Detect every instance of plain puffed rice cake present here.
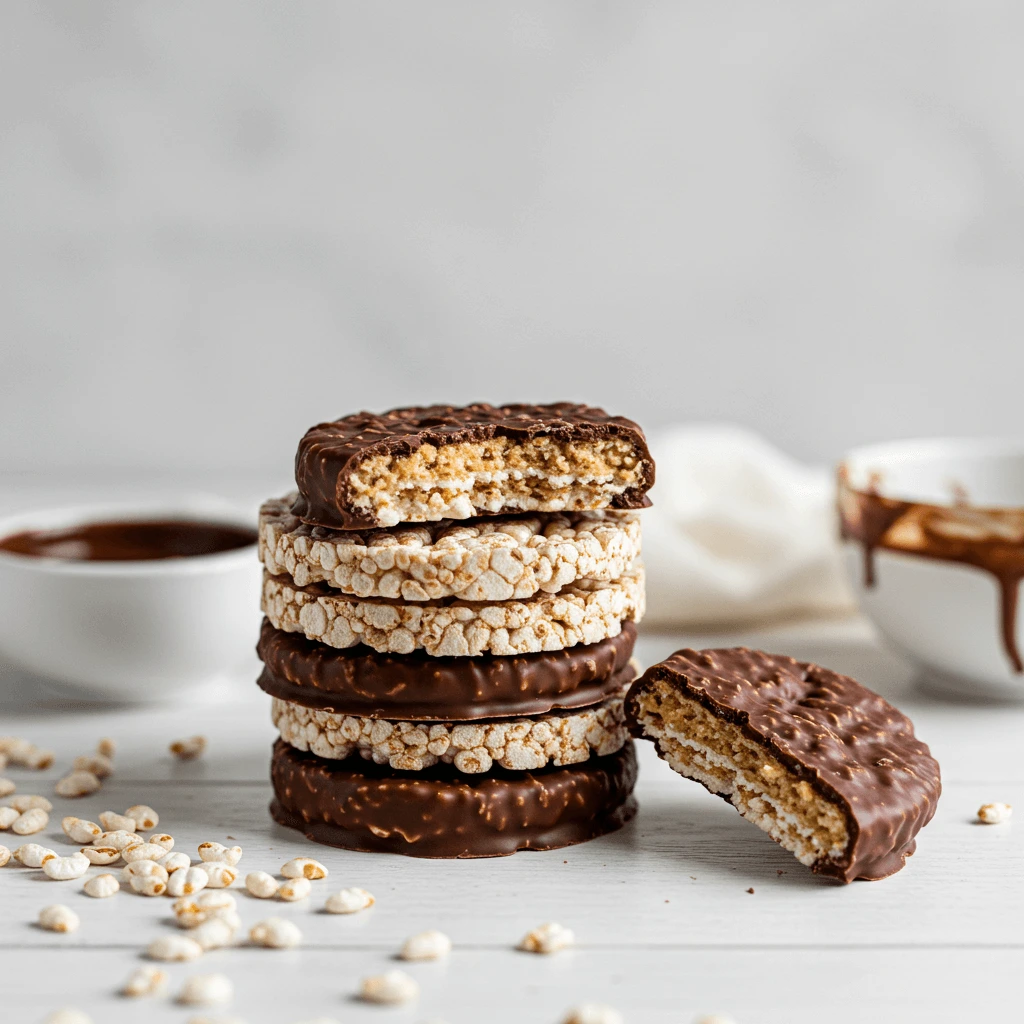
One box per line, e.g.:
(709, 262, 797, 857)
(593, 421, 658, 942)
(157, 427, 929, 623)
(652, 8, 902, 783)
(260, 495, 642, 602)
(262, 566, 644, 656)
(272, 692, 629, 772)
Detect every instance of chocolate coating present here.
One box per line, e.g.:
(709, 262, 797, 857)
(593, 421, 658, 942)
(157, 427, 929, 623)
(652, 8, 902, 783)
(257, 619, 637, 719)
(270, 738, 638, 858)
(625, 648, 941, 882)
(292, 402, 655, 529)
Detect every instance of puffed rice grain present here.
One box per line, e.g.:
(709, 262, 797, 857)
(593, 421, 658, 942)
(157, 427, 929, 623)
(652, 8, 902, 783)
(23, 747, 56, 770)
(280, 857, 327, 880)
(12, 807, 48, 834)
(160, 851, 191, 872)
(170, 735, 208, 760)
(96, 829, 139, 850)
(0, 806, 18, 829)
(42, 1010, 92, 1024)
(167, 866, 210, 898)
(204, 863, 238, 888)
(0, 777, 13, 797)
(62, 816, 102, 844)
(148, 832, 175, 851)
(978, 802, 1012, 824)
(178, 973, 233, 1005)
(191, 917, 238, 951)
(122, 965, 168, 997)
(400, 929, 451, 960)
(72, 753, 113, 778)
(249, 917, 301, 948)
(123, 842, 170, 863)
(38, 903, 80, 932)
(81, 846, 120, 865)
(98, 811, 136, 832)
(125, 804, 159, 830)
(83, 873, 119, 898)
(359, 970, 418, 1005)
(0, 845, 10, 867)
(127, 859, 169, 896)
(245, 871, 279, 898)
(278, 876, 311, 901)
(562, 1004, 624, 1024)
(324, 887, 375, 914)
(519, 921, 574, 954)
(198, 842, 242, 866)
(174, 890, 237, 928)
(43, 852, 90, 881)
(96, 737, 116, 759)
(55, 771, 101, 798)
(14, 843, 55, 867)
(10, 794, 53, 812)
(148, 934, 204, 961)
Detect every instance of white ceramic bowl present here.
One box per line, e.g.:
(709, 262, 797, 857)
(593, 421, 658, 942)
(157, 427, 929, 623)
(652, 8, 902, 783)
(839, 438, 1024, 701)
(0, 502, 263, 702)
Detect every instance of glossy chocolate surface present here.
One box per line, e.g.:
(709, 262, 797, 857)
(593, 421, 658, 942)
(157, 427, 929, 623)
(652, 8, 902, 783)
(270, 738, 638, 858)
(292, 402, 655, 529)
(626, 647, 941, 882)
(256, 619, 636, 719)
(0, 519, 257, 561)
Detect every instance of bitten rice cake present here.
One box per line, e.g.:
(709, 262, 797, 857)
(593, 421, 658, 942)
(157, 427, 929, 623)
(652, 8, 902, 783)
(625, 648, 941, 882)
(260, 495, 642, 601)
(291, 403, 655, 529)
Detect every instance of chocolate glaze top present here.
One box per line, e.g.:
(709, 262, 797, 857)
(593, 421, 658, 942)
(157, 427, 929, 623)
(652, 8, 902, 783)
(625, 647, 941, 883)
(257, 618, 637, 719)
(292, 402, 655, 529)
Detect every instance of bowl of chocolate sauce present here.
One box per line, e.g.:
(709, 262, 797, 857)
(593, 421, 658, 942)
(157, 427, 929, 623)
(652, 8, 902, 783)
(838, 438, 1024, 700)
(0, 504, 261, 701)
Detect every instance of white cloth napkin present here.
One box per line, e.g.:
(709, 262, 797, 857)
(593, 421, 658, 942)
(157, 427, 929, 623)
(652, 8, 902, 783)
(641, 425, 855, 627)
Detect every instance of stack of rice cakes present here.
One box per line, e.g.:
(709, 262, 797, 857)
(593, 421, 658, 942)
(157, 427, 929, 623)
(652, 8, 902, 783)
(258, 403, 655, 857)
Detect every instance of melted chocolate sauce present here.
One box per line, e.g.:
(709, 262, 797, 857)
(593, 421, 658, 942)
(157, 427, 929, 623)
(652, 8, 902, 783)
(0, 519, 257, 562)
(838, 468, 1024, 673)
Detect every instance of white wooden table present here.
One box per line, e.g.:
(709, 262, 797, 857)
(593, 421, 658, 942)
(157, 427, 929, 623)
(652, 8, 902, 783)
(1, 479, 1020, 1023)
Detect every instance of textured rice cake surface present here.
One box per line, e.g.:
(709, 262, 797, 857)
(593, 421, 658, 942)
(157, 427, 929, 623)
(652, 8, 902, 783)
(260, 495, 642, 601)
(625, 647, 941, 882)
(291, 402, 655, 529)
(261, 565, 645, 657)
(272, 691, 629, 772)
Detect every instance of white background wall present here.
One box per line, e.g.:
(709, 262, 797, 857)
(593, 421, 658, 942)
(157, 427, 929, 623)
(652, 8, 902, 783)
(3, 1, 1023, 475)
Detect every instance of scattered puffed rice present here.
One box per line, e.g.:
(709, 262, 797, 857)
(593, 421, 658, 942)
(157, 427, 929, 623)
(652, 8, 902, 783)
(98, 811, 136, 832)
(278, 876, 311, 902)
(519, 922, 575, 954)
(170, 735, 208, 760)
(0, 806, 18, 829)
(72, 753, 113, 778)
(400, 929, 451, 961)
(122, 965, 168, 997)
(161, 851, 192, 872)
(14, 843, 55, 867)
(174, 890, 237, 928)
(123, 842, 170, 864)
(359, 970, 418, 1005)
(249, 917, 301, 948)
(42, 1011, 92, 1024)
(55, 771, 101, 798)
(167, 866, 210, 898)
(245, 871, 279, 899)
(81, 846, 120, 865)
(12, 807, 48, 834)
(0, 778, 13, 798)
(204, 863, 238, 888)
(280, 857, 327, 880)
(148, 832, 175, 851)
(0, 845, 10, 867)
(38, 903, 80, 933)
(23, 747, 55, 770)
(62, 816, 101, 844)
(198, 842, 242, 866)
(148, 934, 204, 961)
(96, 737, 116, 759)
(10, 793, 53, 813)
(43, 852, 91, 881)
(83, 873, 119, 898)
(127, 860, 169, 896)
(191, 916, 238, 951)
(125, 804, 159, 830)
(324, 887, 374, 914)
(978, 802, 1012, 824)
(562, 1004, 624, 1024)
(178, 973, 234, 1006)
(96, 829, 139, 850)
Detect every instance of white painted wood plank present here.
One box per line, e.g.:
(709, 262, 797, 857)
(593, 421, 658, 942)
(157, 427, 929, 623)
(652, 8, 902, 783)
(1, 766, 1017, 951)
(2, 946, 1018, 1024)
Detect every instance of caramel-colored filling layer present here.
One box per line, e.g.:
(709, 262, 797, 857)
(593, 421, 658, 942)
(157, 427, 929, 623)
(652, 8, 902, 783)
(635, 681, 848, 866)
(349, 437, 644, 527)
